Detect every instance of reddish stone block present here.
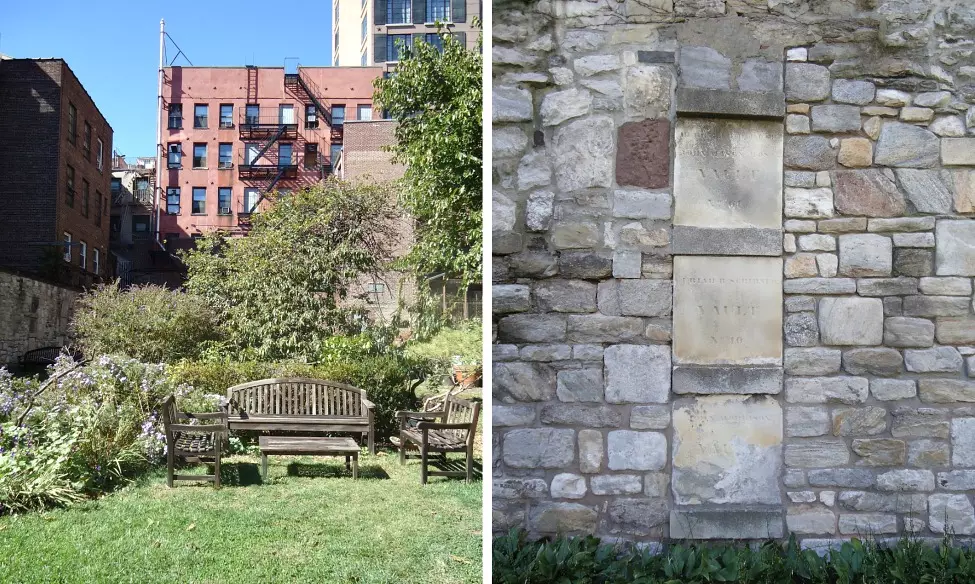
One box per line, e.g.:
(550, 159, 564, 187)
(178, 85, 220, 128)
(616, 119, 670, 189)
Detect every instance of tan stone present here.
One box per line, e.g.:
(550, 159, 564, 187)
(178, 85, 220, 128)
(785, 253, 819, 278)
(953, 170, 975, 213)
(788, 103, 811, 114)
(674, 256, 783, 366)
(862, 106, 899, 117)
(900, 107, 934, 123)
(838, 138, 874, 168)
(863, 116, 883, 140)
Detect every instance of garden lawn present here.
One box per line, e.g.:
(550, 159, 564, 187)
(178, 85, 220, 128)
(0, 449, 482, 583)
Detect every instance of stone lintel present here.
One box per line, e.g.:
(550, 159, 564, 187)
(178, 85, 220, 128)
(670, 509, 785, 539)
(638, 50, 676, 64)
(677, 88, 786, 119)
(672, 226, 782, 256)
(673, 365, 783, 395)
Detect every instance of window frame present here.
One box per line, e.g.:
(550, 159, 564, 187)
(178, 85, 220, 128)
(332, 104, 346, 127)
(357, 104, 373, 121)
(219, 104, 234, 128)
(243, 188, 260, 213)
(245, 104, 259, 125)
(304, 143, 319, 170)
(93, 248, 100, 276)
(168, 103, 183, 129)
(217, 187, 232, 215)
(218, 143, 233, 169)
(67, 103, 77, 144)
(167, 143, 182, 169)
(83, 122, 92, 160)
(166, 187, 181, 215)
(387, 0, 411, 24)
(66, 165, 75, 207)
(278, 143, 294, 167)
(63, 232, 72, 262)
(96, 138, 104, 171)
(193, 104, 208, 129)
(79, 241, 87, 270)
(110, 177, 122, 197)
(386, 34, 413, 62)
(191, 187, 206, 215)
(192, 143, 208, 169)
(81, 179, 90, 218)
(305, 104, 318, 129)
(425, 0, 450, 23)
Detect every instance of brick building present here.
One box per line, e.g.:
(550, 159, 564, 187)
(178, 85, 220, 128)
(0, 58, 113, 287)
(157, 65, 381, 245)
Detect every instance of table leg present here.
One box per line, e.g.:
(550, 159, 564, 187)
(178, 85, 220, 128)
(345, 454, 351, 471)
(353, 454, 358, 479)
(262, 453, 268, 480)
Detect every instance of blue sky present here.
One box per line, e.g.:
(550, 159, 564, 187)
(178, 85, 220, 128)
(2, 1, 333, 156)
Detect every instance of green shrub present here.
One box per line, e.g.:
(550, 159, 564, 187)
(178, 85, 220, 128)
(71, 283, 226, 363)
(492, 529, 975, 584)
(405, 320, 482, 369)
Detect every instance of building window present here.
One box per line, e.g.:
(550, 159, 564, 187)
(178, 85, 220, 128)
(332, 105, 345, 127)
(218, 143, 233, 168)
(192, 187, 206, 214)
(387, 35, 412, 62)
(81, 180, 90, 218)
(133, 216, 150, 234)
(245, 104, 259, 125)
(357, 104, 373, 121)
(96, 138, 104, 171)
(218, 187, 232, 215)
(330, 143, 342, 171)
(278, 143, 293, 167)
(304, 143, 319, 169)
(425, 33, 444, 52)
(63, 232, 72, 262)
(111, 177, 121, 197)
(367, 282, 386, 303)
(167, 187, 180, 214)
(361, 15, 368, 44)
(219, 104, 234, 128)
(361, 52, 367, 66)
(279, 104, 295, 125)
(167, 143, 181, 168)
(95, 191, 103, 226)
(387, 0, 410, 24)
(168, 104, 182, 129)
(243, 188, 260, 213)
(194, 104, 208, 128)
(426, 0, 450, 22)
(305, 104, 318, 129)
(192, 143, 207, 168)
(67, 103, 77, 144)
(93, 249, 100, 275)
(79, 241, 87, 270)
(83, 122, 92, 160)
(66, 165, 75, 207)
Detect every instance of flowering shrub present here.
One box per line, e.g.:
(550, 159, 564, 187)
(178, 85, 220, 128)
(0, 355, 218, 512)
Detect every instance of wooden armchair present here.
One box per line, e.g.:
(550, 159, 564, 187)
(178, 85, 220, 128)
(395, 396, 480, 484)
(161, 395, 227, 488)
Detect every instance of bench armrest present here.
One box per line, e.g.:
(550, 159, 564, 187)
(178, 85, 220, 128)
(361, 398, 376, 410)
(416, 421, 474, 431)
(396, 410, 444, 420)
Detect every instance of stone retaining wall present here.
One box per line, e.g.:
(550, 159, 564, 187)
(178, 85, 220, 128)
(0, 270, 77, 366)
(492, 0, 975, 545)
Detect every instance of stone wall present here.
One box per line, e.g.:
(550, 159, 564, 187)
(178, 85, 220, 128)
(0, 269, 78, 366)
(492, 0, 975, 545)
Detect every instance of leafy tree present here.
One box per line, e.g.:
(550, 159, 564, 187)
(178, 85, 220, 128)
(373, 26, 483, 285)
(181, 179, 400, 360)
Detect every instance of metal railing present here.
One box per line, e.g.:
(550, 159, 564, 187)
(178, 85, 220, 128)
(238, 109, 299, 139)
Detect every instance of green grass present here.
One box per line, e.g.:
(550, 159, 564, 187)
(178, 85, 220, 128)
(0, 450, 482, 583)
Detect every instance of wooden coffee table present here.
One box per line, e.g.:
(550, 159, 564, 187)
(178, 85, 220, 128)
(258, 436, 360, 479)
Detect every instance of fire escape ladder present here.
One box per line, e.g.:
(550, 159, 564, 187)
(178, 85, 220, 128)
(285, 70, 333, 127)
(252, 124, 287, 164)
(246, 66, 258, 103)
(249, 167, 288, 213)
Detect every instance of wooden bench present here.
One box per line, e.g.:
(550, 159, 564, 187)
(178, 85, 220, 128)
(395, 395, 480, 484)
(224, 378, 376, 454)
(161, 395, 227, 488)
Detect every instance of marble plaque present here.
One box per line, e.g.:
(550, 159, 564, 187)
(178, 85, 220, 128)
(672, 395, 783, 506)
(673, 118, 783, 230)
(673, 256, 783, 365)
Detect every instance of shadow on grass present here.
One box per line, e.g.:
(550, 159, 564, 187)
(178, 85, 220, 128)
(218, 462, 264, 486)
(286, 462, 390, 480)
(399, 452, 483, 483)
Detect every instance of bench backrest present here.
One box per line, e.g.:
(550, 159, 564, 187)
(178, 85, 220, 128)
(443, 396, 480, 446)
(160, 395, 178, 433)
(226, 378, 369, 417)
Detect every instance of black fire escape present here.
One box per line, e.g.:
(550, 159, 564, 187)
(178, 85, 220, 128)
(237, 106, 299, 227)
(285, 68, 343, 173)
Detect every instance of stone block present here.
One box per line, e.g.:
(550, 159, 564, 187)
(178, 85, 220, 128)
(579, 429, 603, 473)
(838, 492, 926, 514)
(503, 428, 575, 468)
(788, 509, 837, 535)
(896, 169, 953, 214)
(832, 79, 875, 105)
(615, 120, 670, 189)
(550, 473, 587, 498)
(856, 278, 918, 296)
(833, 170, 906, 217)
(540, 88, 593, 126)
(870, 379, 917, 401)
(819, 297, 884, 346)
(903, 295, 969, 316)
(498, 314, 567, 343)
(785, 348, 842, 375)
(785, 312, 819, 347)
(837, 138, 873, 168)
(559, 251, 611, 279)
(838, 514, 897, 535)
(552, 116, 615, 192)
(784, 136, 836, 170)
(607, 430, 667, 471)
(876, 469, 935, 491)
(494, 285, 531, 314)
(556, 368, 604, 402)
(936, 471, 975, 490)
(868, 217, 936, 232)
(591, 474, 642, 495)
(670, 510, 785, 539)
(852, 438, 906, 465)
(679, 46, 730, 89)
(935, 220, 975, 276)
(785, 63, 830, 102)
(613, 189, 672, 219)
(738, 59, 782, 92)
(494, 84, 533, 122)
(893, 233, 935, 248)
(785, 440, 850, 467)
(842, 348, 903, 377)
(567, 314, 645, 343)
(908, 439, 949, 467)
(808, 469, 875, 488)
(904, 347, 963, 373)
(785, 376, 869, 404)
(604, 344, 671, 403)
(942, 138, 975, 166)
(937, 317, 975, 344)
(838, 234, 892, 277)
(540, 405, 622, 427)
(874, 122, 939, 168)
(811, 105, 862, 133)
(526, 190, 555, 232)
(920, 277, 972, 296)
(534, 280, 597, 313)
(612, 251, 642, 278)
(671, 226, 782, 256)
(630, 405, 671, 430)
(494, 405, 537, 427)
(786, 406, 830, 437)
(675, 88, 786, 118)
(892, 407, 950, 438)
(784, 278, 856, 294)
(529, 502, 598, 533)
(784, 187, 834, 219)
(625, 65, 672, 120)
(929, 494, 975, 535)
(607, 498, 669, 536)
(494, 362, 557, 401)
(672, 365, 782, 395)
(952, 418, 975, 467)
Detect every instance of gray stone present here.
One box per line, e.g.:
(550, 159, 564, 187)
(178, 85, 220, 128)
(876, 469, 935, 491)
(534, 280, 597, 313)
(930, 116, 967, 137)
(856, 278, 918, 296)
(907, 439, 949, 467)
(929, 494, 975, 535)
(786, 63, 830, 102)
(788, 509, 837, 535)
(498, 314, 566, 343)
(679, 46, 730, 89)
(540, 88, 592, 126)
(520, 343, 571, 362)
(786, 297, 817, 312)
(838, 234, 892, 277)
(785, 440, 850, 467)
(607, 499, 668, 536)
(871, 379, 917, 401)
(808, 469, 875, 488)
(672, 226, 782, 256)
(786, 407, 831, 437)
(937, 471, 975, 491)
(591, 474, 642, 495)
(493, 345, 520, 362)
(529, 502, 598, 533)
(494, 478, 548, 499)
(893, 233, 936, 248)
(598, 279, 671, 317)
(903, 295, 970, 316)
(552, 116, 615, 192)
(494, 126, 530, 159)
(892, 408, 950, 438)
(785, 136, 836, 170)
(607, 430, 667, 471)
(574, 54, 620, 77)
(874, 122, 939, 168)
(838, 492, 926, 514)
(559, 251, 612, 279)
(838, 514, 897, 535)
(811, 105, 863, 133)
(630, 405, 670, 430)
(833, 407, 888, 436)
(785, 187, 834, 219)
(904, 347, 963, 373)
(613, 190, 672, 220)
(494, 285, 531, 314)
(875, 89, 911, 107)
(937, 317, 975, 344)
(831, 80, 875, 105)
(915, 91, 951, 108)
(672, 365, 783, 395)
(819, 297, 884, 345)
(670, 510, 785, 540)
(556, 368, 604, 402)
(540, 405, 622, 427)
(785, 312, 819, 347)
(785, 469, 806, 488)
(943, 138, 975, 166)
(625, 65, 672, 120)
(550, 473, 587, 499)
(578, 429, 603, 473)
(786, 114, 810, 134)
(852, 438, 906, 466)
(896, 169, 953, 214)
(612, 251, 642, 279)
(525, 190, 555, 232)
(493, 191, 516, 231)
(675, 88, 786, 118)
(493, 405, 537, 427)
(494, 84, 533, 122)
(738, 59, 783, 92)
(604, 344, 671, 403)
(842, 348, 903, 377)
(920, 277, 972, 296)
(551, 221, 600, 249)
(785, 172, 817, 188)
(952, 418, 975, 467)
(868, 217, 936, 232)
(573, 344, 603, 361)
(785, 348, 842, 375)
(503, 428, 575, 468)
(895, 249, 934, 276)
(784, 278, 857, 294)
(935, 220, 975, 276)
(494, 362, 557, 401)
(785, 377, 869, 404)
(509, 250, 559, 278)
(798, 234, 836, 252)
(567, 315, 646, 343)
(638, 50, 675, 64)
